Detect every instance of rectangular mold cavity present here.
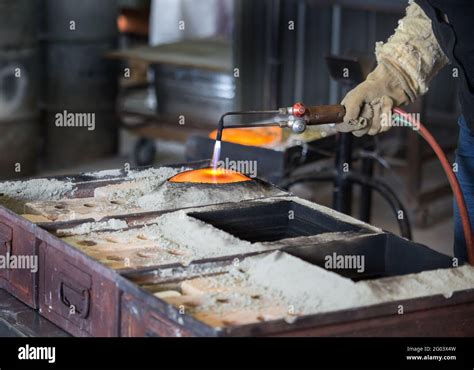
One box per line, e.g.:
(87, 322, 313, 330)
(282, 233, 453, 281)
(188, 200, 366, 243)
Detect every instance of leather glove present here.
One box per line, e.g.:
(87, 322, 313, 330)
(338, 1, 449, 137)
(339, 62, 410, 137)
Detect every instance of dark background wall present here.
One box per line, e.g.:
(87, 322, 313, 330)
(234, 0, 459, 120)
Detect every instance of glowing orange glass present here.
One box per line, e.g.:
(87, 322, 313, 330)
(169, 168, 251, 184)
(208, 127, 282, 147)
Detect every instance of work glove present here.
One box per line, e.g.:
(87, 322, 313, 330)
(338, 1, 449, 137)
(339, 62, 410, 136)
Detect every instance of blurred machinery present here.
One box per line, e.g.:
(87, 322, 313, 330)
(39, 0, 119, 169)
(152, 40, 235, 126)
(111, 38, 234, 165)
(0, 0, 39, 179)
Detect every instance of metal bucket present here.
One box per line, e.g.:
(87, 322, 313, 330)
(0, 47, 39, 178)
(42, 41, 118, 111)
(0, 48, 38, 121)
(39, 0, 119, 167)
(153, 65, 236, 126)
(41, 0, 118, 41)
(0, 0, 37, 49)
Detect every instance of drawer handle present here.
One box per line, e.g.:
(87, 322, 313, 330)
(59, 281, 90, 319)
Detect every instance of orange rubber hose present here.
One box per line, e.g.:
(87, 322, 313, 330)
(393, 107, 474, 264)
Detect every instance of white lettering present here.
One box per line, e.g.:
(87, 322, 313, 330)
(18, 345, 56, 364)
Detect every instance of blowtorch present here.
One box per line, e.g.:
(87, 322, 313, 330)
(211, 103, 347, 168)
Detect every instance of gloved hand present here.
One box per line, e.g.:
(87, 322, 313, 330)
(339, 62, 411, 137)
(338, 1, 449, 137)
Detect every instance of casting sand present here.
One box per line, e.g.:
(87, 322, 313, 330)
(63, 210, 272, 269)
(171, 251, 474, 327)
(238, 251, 474, 315)
(0, 178, 76, 214)
(57, 218, 129, 237)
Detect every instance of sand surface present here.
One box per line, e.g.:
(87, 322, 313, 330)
(0, 178, 76, 214)
(161, 251, 474, 327)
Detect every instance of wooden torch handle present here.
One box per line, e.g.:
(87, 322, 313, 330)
(306, 105, 346, 125)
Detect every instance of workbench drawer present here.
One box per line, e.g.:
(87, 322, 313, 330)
(0, 215, 39, 308)
(38, 241, 120, 337)
(120, 292, 193, 337)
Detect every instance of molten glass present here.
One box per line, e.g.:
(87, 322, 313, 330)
(208, 127, 282, 147)
(169, 168, 251, 184)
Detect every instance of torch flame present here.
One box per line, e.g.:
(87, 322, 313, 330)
(169, 168, 251, 184)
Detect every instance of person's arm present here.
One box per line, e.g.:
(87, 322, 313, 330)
(339, 1, 449, 136)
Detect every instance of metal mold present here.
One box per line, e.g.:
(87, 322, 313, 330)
(189, 200, 365, 243)
(283, 233, 453, 281)
(0, 163, 472, 337)
(118, 236, 470, 337)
